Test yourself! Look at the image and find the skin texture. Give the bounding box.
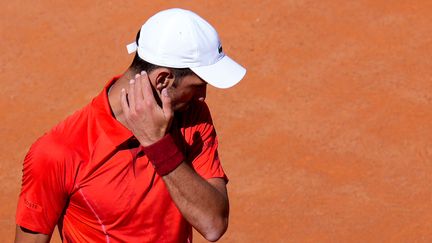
[15,69,229,242]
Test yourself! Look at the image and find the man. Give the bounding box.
[15,8,246,242]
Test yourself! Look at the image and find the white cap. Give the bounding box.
[126,8,246,89]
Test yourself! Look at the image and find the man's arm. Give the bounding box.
[15,137,74,243]
[15,226,50,243]
[119,72,229,241]
[163,165,229,242]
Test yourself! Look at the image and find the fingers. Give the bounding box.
[120,88,130,117]
[119,71,173,144]
[128,79,136,111]
[126,72,157,114]
[134,73,143,106]
[122,71,172,119]
[139,71,157,104]
[161,88,173,120]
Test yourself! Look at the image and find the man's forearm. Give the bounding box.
[162,162,229,242]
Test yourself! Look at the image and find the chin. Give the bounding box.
[173,102,193,113]
[173,104,188,112]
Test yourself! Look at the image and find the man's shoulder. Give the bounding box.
[28,132,73,160]
[32,101,94,157]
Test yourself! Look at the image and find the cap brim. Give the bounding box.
[190,55,246,89]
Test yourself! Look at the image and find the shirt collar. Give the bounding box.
[91,76,134,146]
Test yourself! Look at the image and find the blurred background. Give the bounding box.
[1,0,432,242]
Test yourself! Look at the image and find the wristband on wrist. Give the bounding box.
[142,134,185,176]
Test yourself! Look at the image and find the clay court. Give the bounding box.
[1,0,432,242]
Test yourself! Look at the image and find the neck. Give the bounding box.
[108,69,136,123]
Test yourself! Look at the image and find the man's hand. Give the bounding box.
[120,71,173,146]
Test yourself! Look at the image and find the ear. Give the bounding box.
[154,68,174,92]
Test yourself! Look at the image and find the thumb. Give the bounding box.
[161,88,173,120]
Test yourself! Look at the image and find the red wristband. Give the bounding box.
[142,134,185,176]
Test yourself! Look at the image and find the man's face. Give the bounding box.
[166,74,207,112]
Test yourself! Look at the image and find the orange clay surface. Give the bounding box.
[1,1,432,242]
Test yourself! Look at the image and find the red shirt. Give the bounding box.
[16,77,227,242]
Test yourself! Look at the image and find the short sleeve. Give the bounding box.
[16,135,76,235]
[179,102,228,182]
